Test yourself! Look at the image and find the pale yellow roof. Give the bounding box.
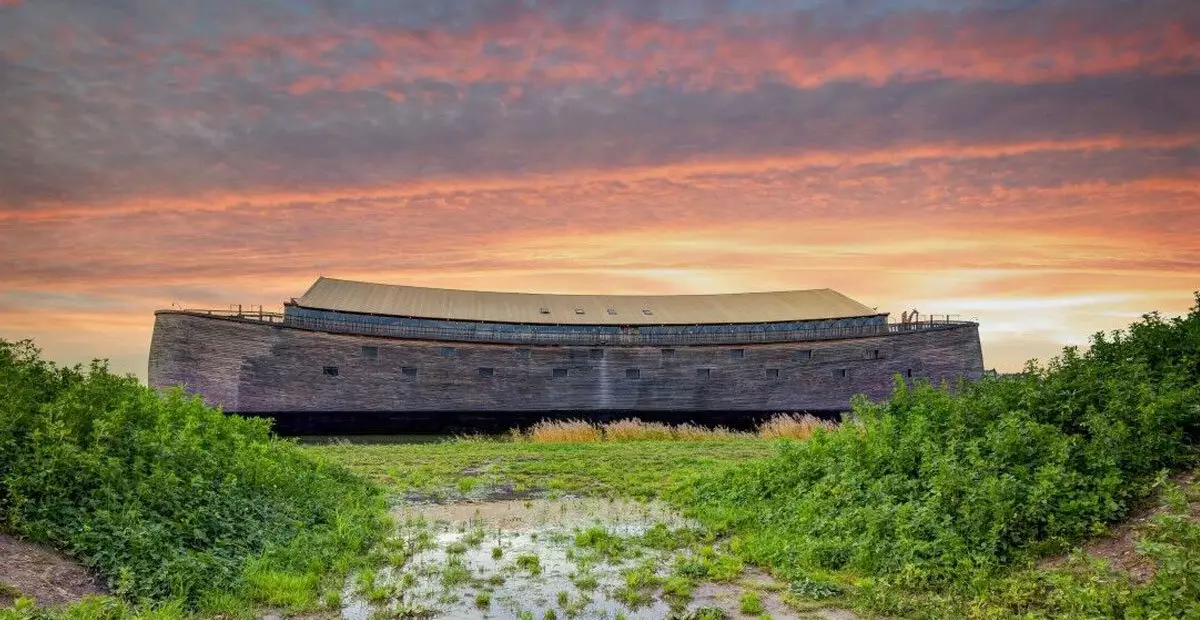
[294,277,880,325]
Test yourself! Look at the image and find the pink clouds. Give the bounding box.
[1,0,1198,379]
[180,6,1198,97]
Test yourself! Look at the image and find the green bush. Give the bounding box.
[0,340,388,608]
[680,295,1200,594]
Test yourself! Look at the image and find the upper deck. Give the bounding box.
[155,306,974,347]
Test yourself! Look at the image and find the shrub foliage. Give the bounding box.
[0,340,387,606]
[682,295,1200,591]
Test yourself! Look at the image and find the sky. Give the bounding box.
[1,0,1198,379]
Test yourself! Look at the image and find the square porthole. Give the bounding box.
[833,368,848,378]
[767,368,780,379]
[625,368,641,379]
[402,367,417,377]
[361,346,378,359]
[553,368,568,378]
[478,367,494,378]
[589,348,604,360]
[794,350,812,361]
[696,368,711,380]
[730,348,745,359]
[322,366,339,377]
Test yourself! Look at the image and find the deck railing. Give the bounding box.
[167,308,975,346]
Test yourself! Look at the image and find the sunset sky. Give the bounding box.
[1,0,1198,379]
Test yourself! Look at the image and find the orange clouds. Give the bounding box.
[6,132,1196,221]
[8,201,1195,376]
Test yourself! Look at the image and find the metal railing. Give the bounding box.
[164,308,975,346]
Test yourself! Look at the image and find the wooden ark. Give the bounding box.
[148,277,985,433]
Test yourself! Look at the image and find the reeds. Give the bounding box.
[756,413,837,440]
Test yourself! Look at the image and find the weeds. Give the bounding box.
[515,553,543,575]
[573,526,627,561]
[679,294,1200,616]
[570,570,599,590]
[739,591,763,614]
[0,340,388,610]
[440,556,471,589]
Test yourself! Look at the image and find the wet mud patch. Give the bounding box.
[401,482,543,505]
[343,497,843,619]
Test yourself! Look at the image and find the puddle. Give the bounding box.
[341,497,824,619]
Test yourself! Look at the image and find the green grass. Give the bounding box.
[305,437,772,499]
[515,553,543,575]
[739,591,763,615]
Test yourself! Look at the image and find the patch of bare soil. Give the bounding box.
[0,533,106,608]
[1040,470,1199,584]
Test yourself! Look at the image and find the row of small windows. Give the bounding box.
[352,347,886,370]
[361,345,832,361]
[323,365,905,380]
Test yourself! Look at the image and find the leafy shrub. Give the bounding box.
[680,295,1200,595]
[0,340,388,607]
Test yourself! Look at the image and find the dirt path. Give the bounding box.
[1039,470,1199,583]
[0,533,105,608]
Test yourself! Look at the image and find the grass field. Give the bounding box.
[306,437,776,501]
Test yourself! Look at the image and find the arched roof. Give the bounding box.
[294,277,882,325]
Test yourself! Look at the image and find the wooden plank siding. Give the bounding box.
[149,311,985,415]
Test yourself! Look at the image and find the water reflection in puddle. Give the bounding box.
[343,498,718,619]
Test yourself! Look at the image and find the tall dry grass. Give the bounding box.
[757,413,837,440]
[526,418,602,443]
[602,418,675,441]
[520,418,742,443]
[518,414,838,443]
